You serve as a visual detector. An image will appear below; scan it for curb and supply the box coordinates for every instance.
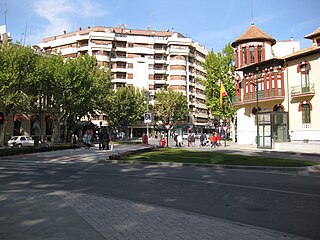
[99,159,320,172]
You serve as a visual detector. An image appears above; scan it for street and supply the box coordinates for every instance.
[0,145,319,239]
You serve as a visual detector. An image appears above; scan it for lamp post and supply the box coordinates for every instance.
[251,81,259,147]
[144,91,151,137]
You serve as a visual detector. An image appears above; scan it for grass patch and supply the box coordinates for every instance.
[124,148,317,167]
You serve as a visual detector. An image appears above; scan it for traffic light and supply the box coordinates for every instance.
[214,119,219,127]
[0,112,4,125]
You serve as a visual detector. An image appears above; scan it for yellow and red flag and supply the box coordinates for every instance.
[219,82,227,108]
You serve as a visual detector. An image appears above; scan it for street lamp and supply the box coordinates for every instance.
[144,91,151,137]
[250,79,260,147]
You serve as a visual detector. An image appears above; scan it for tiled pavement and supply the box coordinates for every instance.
[57,191,310,240]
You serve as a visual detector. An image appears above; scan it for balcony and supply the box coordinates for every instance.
[232,89,285,105]
[291,83,315,98]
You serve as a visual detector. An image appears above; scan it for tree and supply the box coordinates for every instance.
[103,87,146,138]
[203,43,236,120]
[61,55,112,140]
[0,43,37,145]
[153,88,189,125]
[32,54,112,142]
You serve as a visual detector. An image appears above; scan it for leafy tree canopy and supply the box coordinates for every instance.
[203,43,236,119]
[153,88,189,125]
[103,87,146,130]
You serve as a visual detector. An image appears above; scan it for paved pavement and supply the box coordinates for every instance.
[1,141,319,240]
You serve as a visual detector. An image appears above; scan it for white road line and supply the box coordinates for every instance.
[102,172,320,198]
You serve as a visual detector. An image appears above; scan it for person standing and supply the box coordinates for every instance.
[83,131,91,149]
[104,131,110,150]
[72,133,78,149]
[32,120,41,147]
[98,129,104,150]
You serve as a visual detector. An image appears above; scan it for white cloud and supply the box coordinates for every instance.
[28,0,107,44]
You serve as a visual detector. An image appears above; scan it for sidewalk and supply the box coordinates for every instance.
[0,189,310,240]
[58,191,310,240]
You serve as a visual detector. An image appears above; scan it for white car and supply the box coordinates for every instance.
[8,136,35,148]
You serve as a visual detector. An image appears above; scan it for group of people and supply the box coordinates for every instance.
[97,129,110,150]
[172,132,221,148]
[72,129,110,150]
[200,132,221,148]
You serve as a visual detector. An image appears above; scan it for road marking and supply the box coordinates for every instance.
[101,172,320,198]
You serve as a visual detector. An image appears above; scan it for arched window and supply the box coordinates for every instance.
[273,104,284,112]
[301,104,311,124]
[250,46,255,64]
[297,62,310,89]
[242,47,247,65]
[258,46,262,62]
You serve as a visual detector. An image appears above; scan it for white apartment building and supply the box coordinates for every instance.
[38,25,208,137]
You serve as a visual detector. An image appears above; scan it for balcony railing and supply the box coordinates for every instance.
[232,89,284,104]
[291,83,315,96]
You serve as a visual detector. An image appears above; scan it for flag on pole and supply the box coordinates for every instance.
[220,82,227,108]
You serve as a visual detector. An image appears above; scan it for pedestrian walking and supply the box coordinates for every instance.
[200,133,205,147]
[217,132,221,146]
[83,131,91,149]
[187,133,192,147]
[173,133,178,147]
[210,133,218,148]
[177,134,183,147]
[191,133,196,147]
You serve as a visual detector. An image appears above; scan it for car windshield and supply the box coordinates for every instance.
[10,137,18,141]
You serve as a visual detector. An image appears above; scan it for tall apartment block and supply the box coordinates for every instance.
[38,25,209,136]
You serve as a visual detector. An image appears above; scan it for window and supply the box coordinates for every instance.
[302,104,311,124]
[250,46,255,64]
[258,46,262,62]
[300,63,309,87]
[242,47,247,65]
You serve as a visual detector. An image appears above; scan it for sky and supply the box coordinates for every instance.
[1,0,320,52]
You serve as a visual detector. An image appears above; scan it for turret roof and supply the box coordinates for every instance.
[231,23,276,47]
[305,27,320,39]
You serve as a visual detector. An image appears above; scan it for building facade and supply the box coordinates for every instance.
[232,24,320,147]
[38,25,209,137]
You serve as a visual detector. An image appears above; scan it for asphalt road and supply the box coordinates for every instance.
[0,147,319,239]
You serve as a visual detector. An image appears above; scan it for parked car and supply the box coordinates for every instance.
[8,136,35,148]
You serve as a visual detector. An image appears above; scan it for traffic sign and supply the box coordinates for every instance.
[144,113,151,123]
[223,126,228,131]
[165,124,171,130]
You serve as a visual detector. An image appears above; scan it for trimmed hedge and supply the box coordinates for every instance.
[109,146,160,160]
[0,144,80,157]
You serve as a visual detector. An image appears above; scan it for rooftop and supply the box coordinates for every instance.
[231,23,276,47]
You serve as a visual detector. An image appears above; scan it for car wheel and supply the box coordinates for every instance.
[17,144,22,148]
